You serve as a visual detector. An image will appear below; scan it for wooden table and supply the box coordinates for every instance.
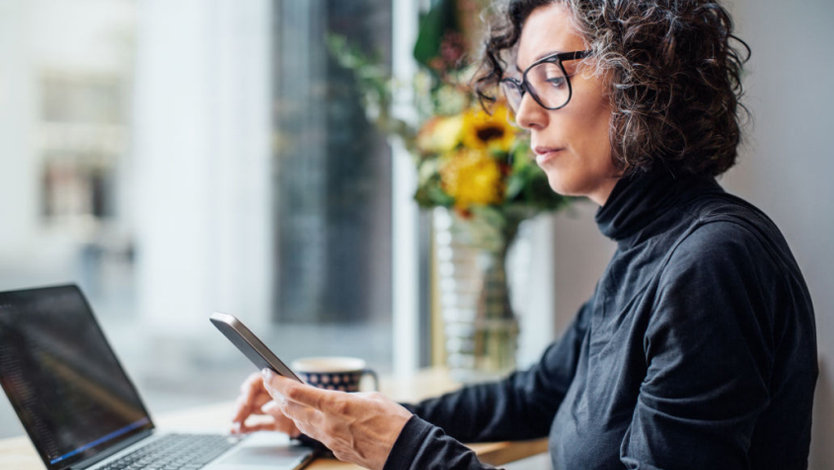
[0,368,547,469]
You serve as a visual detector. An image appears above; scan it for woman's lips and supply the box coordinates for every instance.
[534,146,564,166]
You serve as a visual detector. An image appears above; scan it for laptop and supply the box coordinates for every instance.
[0,284,317,470]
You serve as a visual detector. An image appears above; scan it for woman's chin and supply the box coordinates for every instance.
[546,175,575,197]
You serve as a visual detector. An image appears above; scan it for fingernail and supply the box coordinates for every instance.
[261,368,273,381]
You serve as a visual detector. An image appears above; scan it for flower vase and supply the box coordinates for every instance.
[434,208,523,383]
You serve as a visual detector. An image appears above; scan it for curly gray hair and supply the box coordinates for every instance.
[475,0,750,177]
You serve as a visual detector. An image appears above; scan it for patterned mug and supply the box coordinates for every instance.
[291,357,379,392]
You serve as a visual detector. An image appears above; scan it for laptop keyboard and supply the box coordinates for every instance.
[98,433,237,470]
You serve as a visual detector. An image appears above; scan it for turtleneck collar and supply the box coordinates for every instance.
[595,168,721,245]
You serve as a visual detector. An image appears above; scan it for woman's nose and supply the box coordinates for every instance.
[514,93,547,130]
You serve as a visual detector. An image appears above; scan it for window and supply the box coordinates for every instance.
[272,0,393,332]
[0,0,413,438]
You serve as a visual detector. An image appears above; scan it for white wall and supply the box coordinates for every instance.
[726,0,834,467]
[548,1,834,467]
[551,202,614,335]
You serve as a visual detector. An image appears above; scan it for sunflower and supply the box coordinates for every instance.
[461,104,516,153]
[439,148,504,209]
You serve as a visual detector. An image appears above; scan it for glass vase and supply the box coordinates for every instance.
[434,208,524,383]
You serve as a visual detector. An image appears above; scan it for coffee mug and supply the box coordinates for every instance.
[291,356,379,392]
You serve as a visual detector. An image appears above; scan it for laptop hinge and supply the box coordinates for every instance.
[67,429,154,470]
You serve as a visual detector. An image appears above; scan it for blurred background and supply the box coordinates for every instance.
[0,0,832,468]
[0,0,404,436]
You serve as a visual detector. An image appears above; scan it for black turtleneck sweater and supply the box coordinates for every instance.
[383,170,817,470]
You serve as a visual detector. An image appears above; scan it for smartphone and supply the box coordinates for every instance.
[210,312,303,382]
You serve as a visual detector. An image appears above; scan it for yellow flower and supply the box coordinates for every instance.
[461,104,516,153]
[416,114,464,154]
[439,148,504,208]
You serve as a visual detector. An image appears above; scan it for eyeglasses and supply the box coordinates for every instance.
[500,50,590,113]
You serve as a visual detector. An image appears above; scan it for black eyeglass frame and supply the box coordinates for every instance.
[500,50,591,112]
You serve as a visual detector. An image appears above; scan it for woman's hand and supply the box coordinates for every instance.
[230,371,301,437]
[261,369,413,470]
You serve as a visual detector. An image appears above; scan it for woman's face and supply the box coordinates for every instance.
[514,3,620,205]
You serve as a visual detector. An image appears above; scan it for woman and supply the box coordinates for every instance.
[231,1,818,468]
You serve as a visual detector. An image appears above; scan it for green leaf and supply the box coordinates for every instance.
[505,173,525,200]
[413,0,459,68]
[428,186,455,206]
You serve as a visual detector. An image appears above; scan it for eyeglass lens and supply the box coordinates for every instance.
[501,61,570,113]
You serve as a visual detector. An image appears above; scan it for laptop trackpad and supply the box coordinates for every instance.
[205,432,315,469]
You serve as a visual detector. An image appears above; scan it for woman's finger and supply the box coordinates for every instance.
[239,372,264,401]
[237,422,276,434]
[262,370,334,411]
[279,399,322,426]
[231,372,268,423]
[261,400,302,437]
[232,391,271,424]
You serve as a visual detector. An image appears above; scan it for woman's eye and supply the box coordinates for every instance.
[545,76,566,88]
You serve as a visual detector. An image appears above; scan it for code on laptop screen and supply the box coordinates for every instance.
[0,285,152,469]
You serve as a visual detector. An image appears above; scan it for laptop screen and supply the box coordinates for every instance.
[0,285,153,470]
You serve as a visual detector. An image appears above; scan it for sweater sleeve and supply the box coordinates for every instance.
[383,301,592,469]
[411,300,591,443]
[382,416,500,470]
[619,220,800,469]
